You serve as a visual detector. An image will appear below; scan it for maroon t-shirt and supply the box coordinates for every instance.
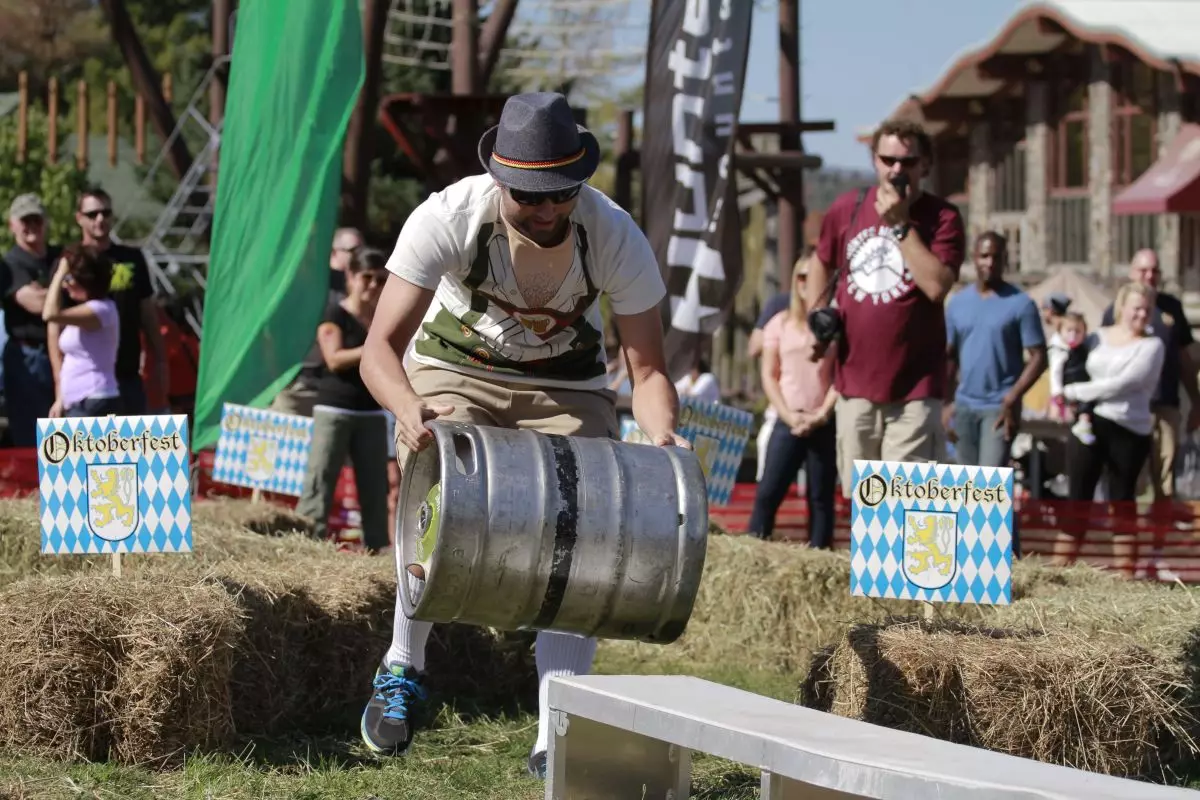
[816,186,966,404]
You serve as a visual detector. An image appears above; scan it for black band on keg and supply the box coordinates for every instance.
[533,434,579,628]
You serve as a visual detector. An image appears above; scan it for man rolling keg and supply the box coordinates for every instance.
[359,92,690,779]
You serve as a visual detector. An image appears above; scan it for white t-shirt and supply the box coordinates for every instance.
[1063,334,1164,436]
[386,175,666,390]
[675,371,721,405]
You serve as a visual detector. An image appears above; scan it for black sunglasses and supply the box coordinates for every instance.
[81,208,114,220]
[878,155,919,168]
[508,185,582,207]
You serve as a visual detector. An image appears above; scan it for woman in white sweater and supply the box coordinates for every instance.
[1057,282,1164,573]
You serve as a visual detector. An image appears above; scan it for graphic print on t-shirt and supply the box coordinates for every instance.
[473,231,592,343]
[420,221,602,379]
[844,225,913,305]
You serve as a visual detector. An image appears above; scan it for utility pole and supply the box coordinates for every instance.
[776,0,803,288]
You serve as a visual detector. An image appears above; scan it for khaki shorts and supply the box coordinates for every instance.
[836,395,943,497]
[403,361,619,455]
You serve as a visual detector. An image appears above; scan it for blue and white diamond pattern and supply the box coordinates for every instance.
[849,460,1013,606]
[37,414,192,555]
[621,399,754,506]
[212,403,314,497]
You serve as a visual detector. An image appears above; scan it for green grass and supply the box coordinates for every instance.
[0,647,774,800]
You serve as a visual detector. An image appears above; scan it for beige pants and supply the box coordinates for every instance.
[271,378,318,418]
[403,361,618,452]
[836,396,943,498]
[1148,405,1181,501]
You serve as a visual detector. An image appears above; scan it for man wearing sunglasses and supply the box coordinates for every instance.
[49,188,167,417]
[806,118,965,496]
[358,92,688,779]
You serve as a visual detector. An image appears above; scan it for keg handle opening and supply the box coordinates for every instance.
[451,432,477,476]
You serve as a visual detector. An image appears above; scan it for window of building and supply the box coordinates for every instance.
[1112,61,1159,187]
[1049,85,1088,190]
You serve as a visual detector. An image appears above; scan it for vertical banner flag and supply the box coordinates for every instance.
[642,0,754,377]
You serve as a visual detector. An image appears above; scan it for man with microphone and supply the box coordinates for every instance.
[805,119,966,495]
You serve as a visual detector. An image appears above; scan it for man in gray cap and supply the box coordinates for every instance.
[2,194,59,446]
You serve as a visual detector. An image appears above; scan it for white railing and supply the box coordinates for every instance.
[546,675,1197,799]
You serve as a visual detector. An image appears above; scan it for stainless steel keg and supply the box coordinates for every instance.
[396,420,708,644]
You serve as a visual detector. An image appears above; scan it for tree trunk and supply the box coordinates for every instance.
[341,0,388,229]
[99,0,193,181]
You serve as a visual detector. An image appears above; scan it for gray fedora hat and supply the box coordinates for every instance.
[478,92,600,193]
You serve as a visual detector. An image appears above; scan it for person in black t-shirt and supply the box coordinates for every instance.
[271,227,364,417]
[2,194,60,446]
[54,187,167,416]
[295,247,390,553]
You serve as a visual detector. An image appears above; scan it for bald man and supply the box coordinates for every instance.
[272,227,365,417]
[1101,248,1200,502]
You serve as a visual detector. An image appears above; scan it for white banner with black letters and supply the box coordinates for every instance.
[642,0,753,377]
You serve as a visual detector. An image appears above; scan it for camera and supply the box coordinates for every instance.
[808,306,842,347]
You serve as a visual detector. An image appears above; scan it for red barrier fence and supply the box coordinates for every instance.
[5,447,1199,581]
[709,484,1200,582]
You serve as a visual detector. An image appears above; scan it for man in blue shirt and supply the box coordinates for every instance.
[944,231,1047,469]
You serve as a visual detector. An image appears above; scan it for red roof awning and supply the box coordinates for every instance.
[1113,123,1200,215]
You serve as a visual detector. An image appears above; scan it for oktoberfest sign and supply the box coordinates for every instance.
[38,414,193,555]
[850,460,1014,605]
[212,403,314,497]
[622,399,754,506]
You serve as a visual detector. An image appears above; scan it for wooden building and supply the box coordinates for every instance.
[868,1,1200,300]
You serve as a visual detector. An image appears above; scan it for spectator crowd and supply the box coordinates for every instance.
[5,119,1192,578]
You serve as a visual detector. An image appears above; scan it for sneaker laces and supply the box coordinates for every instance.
[373,668,428,721]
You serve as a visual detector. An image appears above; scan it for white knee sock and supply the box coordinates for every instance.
[533,631,597,756]
[386,571,433,672]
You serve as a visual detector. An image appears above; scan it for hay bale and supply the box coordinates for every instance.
[815,619,1195,779]
[191,497,314,538]
[0,498,98,587]
[205,554,536,735]
[0,573,241,766]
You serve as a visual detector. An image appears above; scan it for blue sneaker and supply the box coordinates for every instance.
[360,661,428,755]
[527,750,547,780]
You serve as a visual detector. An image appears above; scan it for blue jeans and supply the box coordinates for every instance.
[3,340,54,447]
[119,377,148,416]
[748,416,837,547]
[65,395,124,417]
[952,405,1012,468]
[953,404,1021,557]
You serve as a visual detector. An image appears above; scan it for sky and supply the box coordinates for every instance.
[738,0,1028,170]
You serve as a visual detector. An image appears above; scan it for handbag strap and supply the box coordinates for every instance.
[815,186,869,308]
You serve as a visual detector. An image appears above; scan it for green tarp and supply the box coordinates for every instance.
[193,0,365,450]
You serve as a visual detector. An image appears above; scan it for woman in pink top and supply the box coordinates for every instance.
[42,245,121,418]
[747,257,838,546]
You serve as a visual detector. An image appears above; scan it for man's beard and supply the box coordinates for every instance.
[513,216,570,247]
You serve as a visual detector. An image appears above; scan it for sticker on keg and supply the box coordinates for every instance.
[406,482,442,581]
[212,403,314,497]
[621,399,754,506]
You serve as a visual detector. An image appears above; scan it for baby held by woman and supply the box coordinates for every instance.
[1048,310,1095,444]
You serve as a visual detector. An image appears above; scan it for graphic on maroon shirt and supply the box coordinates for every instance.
[817,186,966,404]
[844,225,914,305]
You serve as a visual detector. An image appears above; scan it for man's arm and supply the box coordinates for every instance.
[613,307,687,448]
[899,233,956,303]
[361,275,435,416]
[14,284,47,315]
[879,185,963,303]
[1010,346,1048,403]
